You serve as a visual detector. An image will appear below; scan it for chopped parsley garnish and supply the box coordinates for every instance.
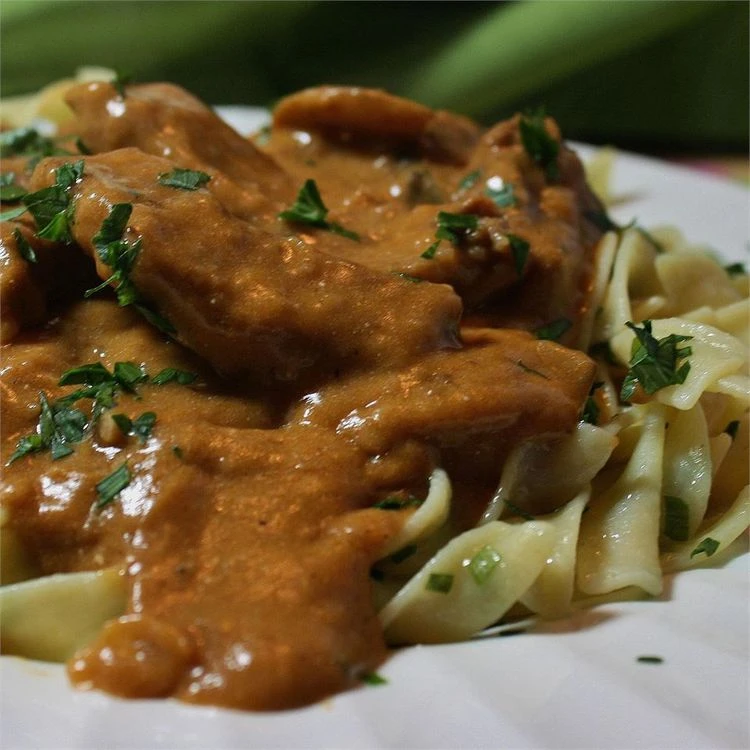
[171,445,184,459]
[620,320,692,401]
[359,671,388,686]
[157,168,211,191]
[507,233,530,277]
[7,361,193,466]
[724,420,740,440]
[0,173,27,202]
[663,495,690,542]
[0,127,71,165]
[485,181,516,208]
[85,203,140,301]
[151,367,198,385]
[394,272,423,283]
[535,317,572,341]
[111,413,132,437]
[468,545,502,585]
[113,361,149,392]
[690,537,720,559]
[422,211,479,259]
[725,262,746,277]
[373,495,421,510]
[279,179,359,241]
[581,381,604,425]
[0,205,27,222]
[84,203,175,335]
[519,109,559,181]
[20,160,84,243]
[7,392,87,464]
[112,71,133,98]
[636,656,664,664]
[426,572,454,593]
[60,361,194,393]
[95,461,131,509]
[59,362,118,386]
[131,411,157,441]
[75,138,92,155]
[13,228,37,263]
[435,211,479,243]
[459,169,481,191]
[112,411,157,443]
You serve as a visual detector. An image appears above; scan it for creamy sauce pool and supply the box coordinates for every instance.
[1,82,600,709]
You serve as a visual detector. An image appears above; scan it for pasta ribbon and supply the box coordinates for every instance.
[381,519,557,643]
[0,569,127,662]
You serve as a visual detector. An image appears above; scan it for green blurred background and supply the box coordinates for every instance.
[1,0,748,155]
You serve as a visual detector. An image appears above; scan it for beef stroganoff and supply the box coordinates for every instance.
[0,74,747,710]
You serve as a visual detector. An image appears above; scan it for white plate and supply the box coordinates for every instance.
[2,109,749,750]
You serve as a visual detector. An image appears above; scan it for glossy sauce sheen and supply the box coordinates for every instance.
[0,83,600,709]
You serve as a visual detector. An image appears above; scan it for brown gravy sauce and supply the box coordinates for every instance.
[1,82,599,709]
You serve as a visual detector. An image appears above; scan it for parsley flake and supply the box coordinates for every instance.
[373,495,421,510]
[422,211,479,259]
[113,362,148,392]
[112,71,133,98]
[13,228,37,263]
[394,272,423,283]
[21,160,84,242]
[7,392,87,464]
[112,411,156,443]
[663,495,690,542]
[519,109,559,181]
[535,317,572,341]
[0,205,27,222]
[0,127,71,165]
[724,420,740,440]
[458,169,481,191]
[426,572,454,593]
[0,173,27,202]
[725,262,746,277]
[582,381,604,425]
[620,320,692,401]
[85,203,175,335]
[95,461,131,509]
[435,211,478,243]
[279,179,359,241]
[468,545,502,585]
[359,671,388,686]
[485,181,516,208]
[690,537,720,559]
[59,362,115,386]
[151,368,197,385]
[157,168,211,191]
[507,233,530,277]
[636,656,664,664]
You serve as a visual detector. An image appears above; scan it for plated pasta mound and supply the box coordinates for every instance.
[0,74,747,711]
